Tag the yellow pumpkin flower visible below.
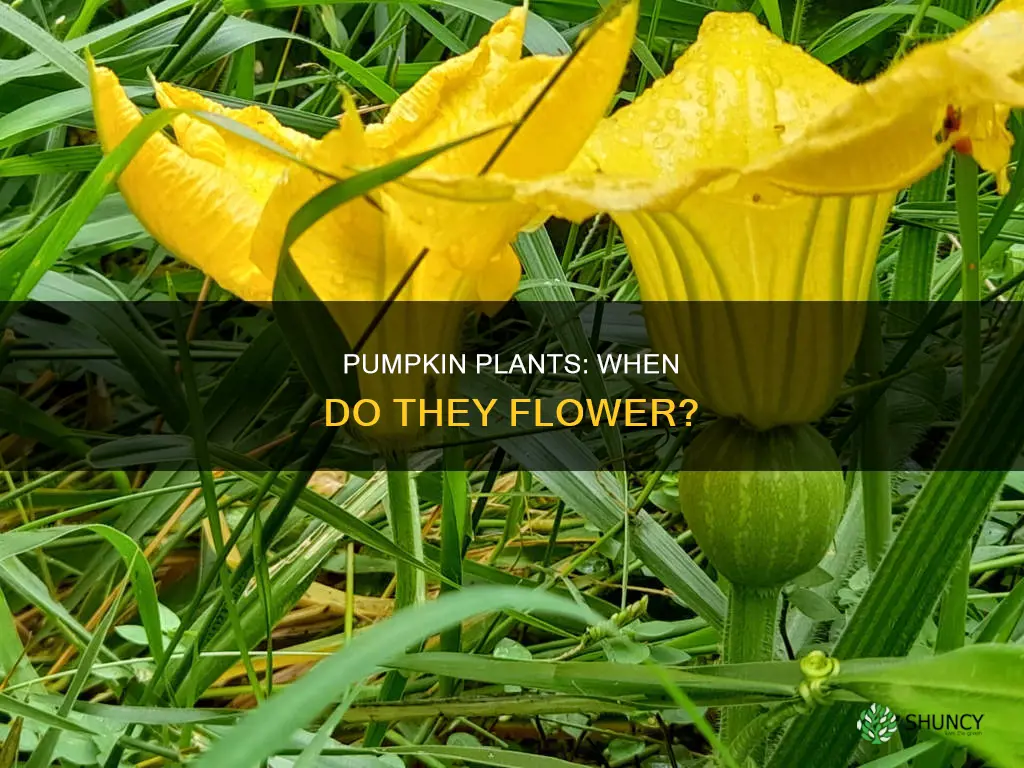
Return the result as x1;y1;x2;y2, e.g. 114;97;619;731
90;2;637;443
477;0;1024;429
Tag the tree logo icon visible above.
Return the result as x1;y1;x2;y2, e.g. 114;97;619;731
856;703;899;744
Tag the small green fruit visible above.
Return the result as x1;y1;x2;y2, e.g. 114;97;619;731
678;419;844;588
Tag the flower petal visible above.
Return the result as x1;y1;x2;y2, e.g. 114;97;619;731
623;189;892;427
88;63;274;302
615;191;893;302
250;101;385;301
578;12;855;179
750;0;1024;194
153;80;315;199
367;1;637;180
252;111;521;315
398;168;733;222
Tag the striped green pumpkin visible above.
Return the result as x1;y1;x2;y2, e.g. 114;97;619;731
678;419;844;588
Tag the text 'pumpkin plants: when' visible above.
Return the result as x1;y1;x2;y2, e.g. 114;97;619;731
89;1;637;444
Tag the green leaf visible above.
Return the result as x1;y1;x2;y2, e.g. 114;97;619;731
0;695;96;736
838;645;1024;767
202;321;293;444
787;588;841;622
0;3;89;86
382;745;589;768
859;741;939;768
809;0;921;64
0;526;164;666
25;575;126;768
515;229;625;468
0;145;102;177
31;273;190;432
316;46;400;103
0;0;191;84
0;717;21;768
0;86;146;150
0;589;36;690
0;388;89;457
220;0;570;54
973;576;1024;644
389;652;799;706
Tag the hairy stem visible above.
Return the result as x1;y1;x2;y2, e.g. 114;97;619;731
721;583;781;743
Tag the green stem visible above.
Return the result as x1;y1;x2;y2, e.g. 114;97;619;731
858;281;891;571
788;0;807;42
893;0;934;60
956;154;982;402
438;431;467;697
721;583;780;743
384;453;425;609
730;700;805;762
364;455;426;748
936;152;982;654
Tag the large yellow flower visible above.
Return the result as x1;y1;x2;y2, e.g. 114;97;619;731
91;3;636;304
90;2;637;442
482;0;1024;429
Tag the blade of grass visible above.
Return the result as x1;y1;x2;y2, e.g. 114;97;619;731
0;3;89;86
167;280;264;702
439;432;468;696
189;586;604;768
25;578;127;768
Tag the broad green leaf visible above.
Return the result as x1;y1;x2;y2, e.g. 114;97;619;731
837;645;1024;768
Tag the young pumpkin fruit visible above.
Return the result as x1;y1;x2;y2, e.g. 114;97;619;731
678;418;844;589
